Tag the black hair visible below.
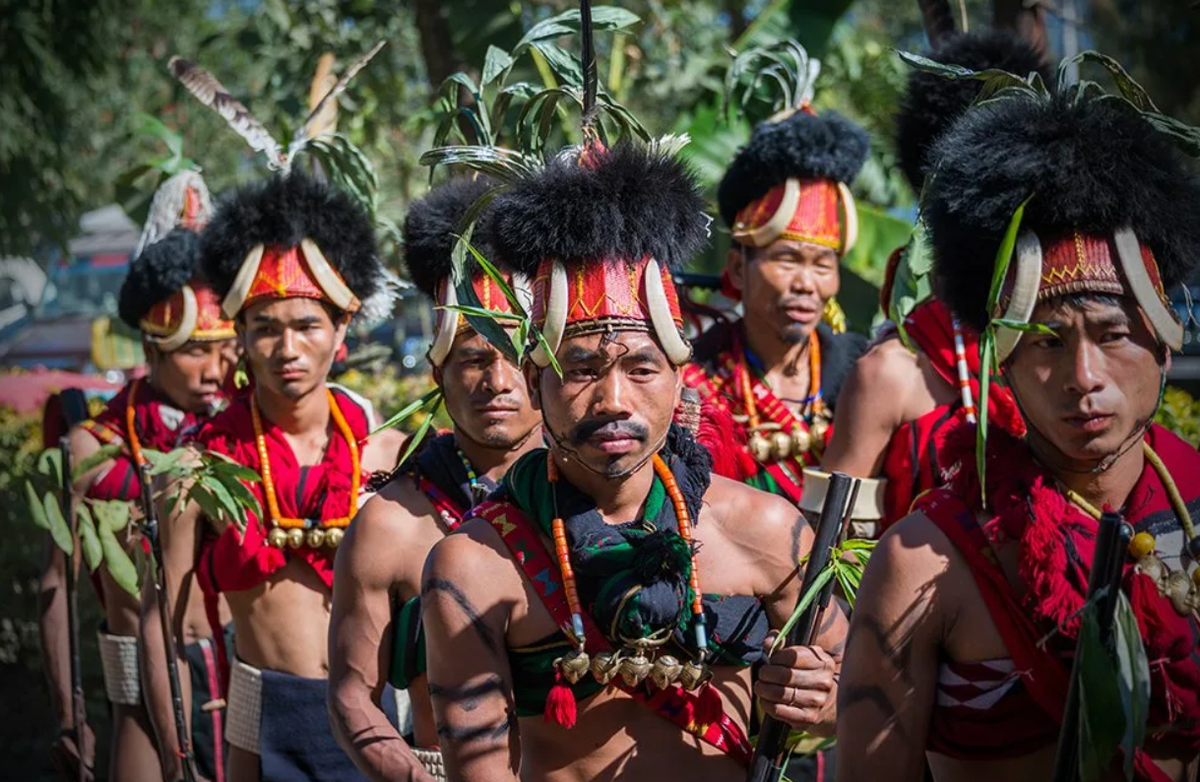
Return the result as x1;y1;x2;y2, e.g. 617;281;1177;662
118;228;201;330
403;176;496;298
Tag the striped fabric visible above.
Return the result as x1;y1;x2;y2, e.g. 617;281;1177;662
929;657;1059;759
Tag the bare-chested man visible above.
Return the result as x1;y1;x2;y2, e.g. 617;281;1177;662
328;177;542;782
839;66;1200;782
820;30;1046;533
143;172;404;782
39;172;237;782
421;141;847;782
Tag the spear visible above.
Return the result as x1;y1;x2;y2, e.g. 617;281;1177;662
746;472;857;782
136;462;197;782
1051;510;1132;782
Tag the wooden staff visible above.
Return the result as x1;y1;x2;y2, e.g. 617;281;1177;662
58;433;86;782
746;472;857;782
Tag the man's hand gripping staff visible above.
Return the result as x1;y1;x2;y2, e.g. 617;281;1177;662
748;472;858;782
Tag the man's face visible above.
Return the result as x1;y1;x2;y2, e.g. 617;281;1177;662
727;239;840;345
150;338;238;413
1004;296;1166;467
436;330;540;449
239;298;346;401
526;330;681;478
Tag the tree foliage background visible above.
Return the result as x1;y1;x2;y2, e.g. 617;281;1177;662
0;0;1197;777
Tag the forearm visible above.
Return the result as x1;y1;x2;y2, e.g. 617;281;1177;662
38;545;74;726
140;585;192;779
329;684;434;782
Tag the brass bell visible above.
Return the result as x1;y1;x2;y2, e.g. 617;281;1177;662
590;652;620;685
306;528;325;548
811;419;830;447
648;654;682;690
618;649;652;688
770;431;793;461
748;432;773;464
792;427;812;455
267;527;289;549
1165;570;1193;617
678;658;712;691
286;528;305;549
555;648;591;685
324;527;344;549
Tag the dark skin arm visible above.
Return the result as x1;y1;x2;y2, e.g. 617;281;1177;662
327;486;435;782
421;522;522;782
836;515;947;782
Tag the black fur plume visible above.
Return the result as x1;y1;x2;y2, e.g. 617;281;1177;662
199;172;380;304
489;142;708;275
118;228;201;330
403;176;496;298
896;30;1050;193
717;110;869;227
924;94;1200;331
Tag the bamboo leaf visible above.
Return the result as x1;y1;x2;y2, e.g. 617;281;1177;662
771;564;836;655
992;319;1057;336
73;443;123;481
439;304;524;322
394;396;441;472
76;505;102;573
482;45;515;87
43;492;74;556
97;522;139;597
372;387;443;435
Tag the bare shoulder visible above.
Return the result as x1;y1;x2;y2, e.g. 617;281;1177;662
362;428;407;473
850;336;923;398
858;510;968;614
341;475;441;590
705;474;801;536
67;424;105;492
423;517;526;603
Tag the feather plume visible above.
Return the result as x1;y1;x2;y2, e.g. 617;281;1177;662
169;56;283;166
292;40;387;153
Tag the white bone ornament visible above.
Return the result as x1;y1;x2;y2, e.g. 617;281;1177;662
429;281;459;368
300;238;360;314
733;178;801;248
1113;227;1184;351
994;230;1043;364
221;243;265;319
644;258;692;366
837;181;858;256
155;284;198;352
531;261;569;368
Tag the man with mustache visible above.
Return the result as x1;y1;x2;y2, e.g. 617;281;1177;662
421;141;847;782
143;173;404;782
817;31;1045;537
39;172;238;782
838;67;1200;782
328;177;542;782
683;73;869;506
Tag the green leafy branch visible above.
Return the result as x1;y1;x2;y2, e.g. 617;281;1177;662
24;445;262;596
770;538;877;656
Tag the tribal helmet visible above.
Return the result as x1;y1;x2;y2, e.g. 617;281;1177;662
403;175;532;367
487;141;710;368
924;84;1200;362
199;172;384;322
119;171;235;350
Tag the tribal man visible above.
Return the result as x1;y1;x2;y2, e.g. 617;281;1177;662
40;172;238;782
421;141;847;782
328;177;542;782
144;172;404;782
818;31;1045;535
838;71;1200;781
683;86;869;505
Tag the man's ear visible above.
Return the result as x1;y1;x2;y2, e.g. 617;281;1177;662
431;363;444;387
726;246;747;295
522;361;542;411
334;314;351;347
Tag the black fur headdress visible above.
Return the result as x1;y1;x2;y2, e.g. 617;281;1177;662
403;176;495;298
118;228;201;330
924;93;1200;331
895;30;1049;194
200;171;381;303
488;142;709;275
717;109;869;227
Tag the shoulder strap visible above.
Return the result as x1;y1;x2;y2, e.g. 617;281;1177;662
915;491;1069;723
474;500;753;766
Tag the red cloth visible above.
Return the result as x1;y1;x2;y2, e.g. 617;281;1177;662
194;389;370;596
880;300;1023;528
915;423;1200;778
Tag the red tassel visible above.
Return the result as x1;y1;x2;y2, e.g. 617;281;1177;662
544;671;577;729
694;682;723;728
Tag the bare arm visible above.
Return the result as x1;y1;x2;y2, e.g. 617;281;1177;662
140;477;201;782
836;517;946;782
747;487;848;736
362;428;408;474
821;338;918;477
328;488;434;782
422;524;521;782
